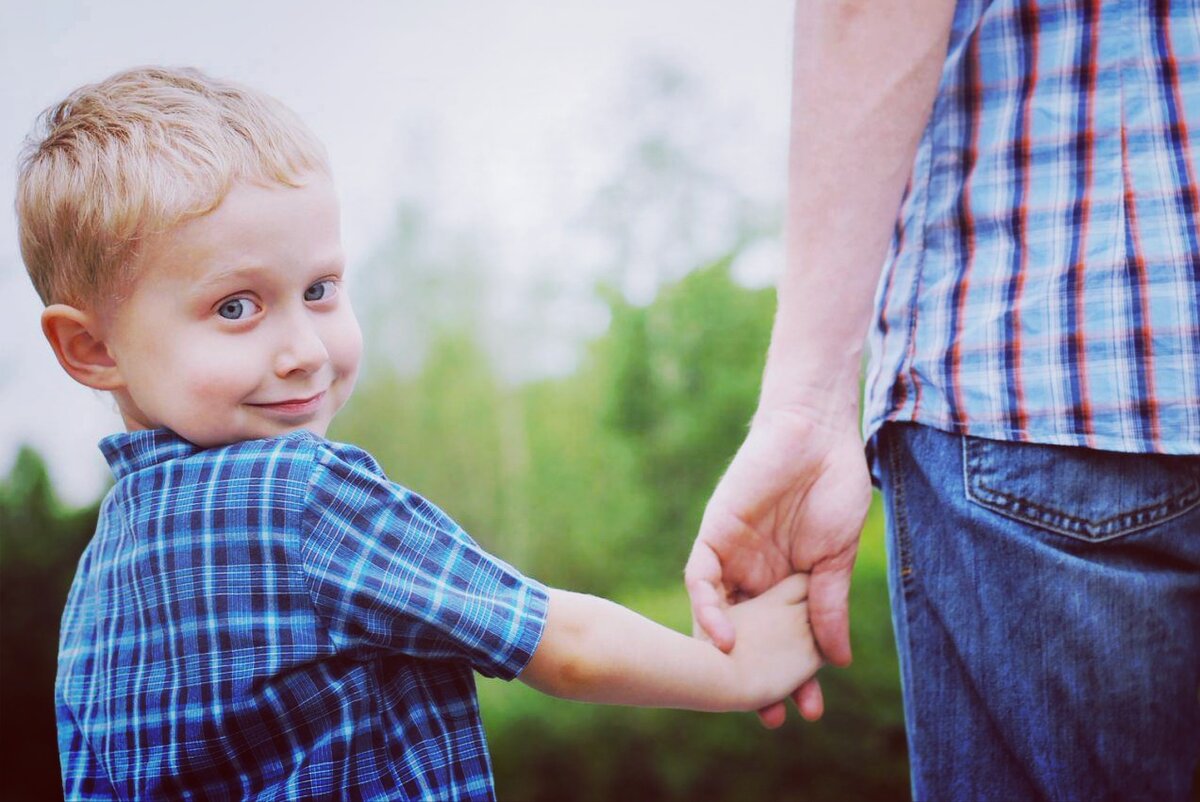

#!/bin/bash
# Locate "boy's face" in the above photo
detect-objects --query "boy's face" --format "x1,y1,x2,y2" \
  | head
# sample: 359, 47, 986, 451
100, 174, 362, 447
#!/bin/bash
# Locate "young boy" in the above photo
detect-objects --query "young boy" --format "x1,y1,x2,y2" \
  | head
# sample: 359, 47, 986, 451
19, 67, 820, 801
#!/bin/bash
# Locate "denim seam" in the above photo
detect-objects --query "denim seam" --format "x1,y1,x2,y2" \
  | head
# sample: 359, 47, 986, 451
886, 426, 915, 581
961, 438, 1200, 542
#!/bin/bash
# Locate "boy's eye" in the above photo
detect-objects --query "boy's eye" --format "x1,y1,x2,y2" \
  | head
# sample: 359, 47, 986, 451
304, 280, 335, 302
217, 298, 259, 320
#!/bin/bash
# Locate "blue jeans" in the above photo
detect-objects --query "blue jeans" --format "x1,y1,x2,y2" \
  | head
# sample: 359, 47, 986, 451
875, 423, 1200, 802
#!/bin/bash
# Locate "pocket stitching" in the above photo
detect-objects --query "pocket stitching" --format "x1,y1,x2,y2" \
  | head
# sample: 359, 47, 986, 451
962, 438, 1200, 542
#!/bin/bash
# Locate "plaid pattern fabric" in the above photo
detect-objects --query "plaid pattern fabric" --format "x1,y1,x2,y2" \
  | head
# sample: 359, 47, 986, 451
56, 429, 548, 801
865, 0, 1200, 454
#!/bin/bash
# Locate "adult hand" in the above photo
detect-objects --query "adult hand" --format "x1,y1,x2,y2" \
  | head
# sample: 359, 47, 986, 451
685, 404, 872, 726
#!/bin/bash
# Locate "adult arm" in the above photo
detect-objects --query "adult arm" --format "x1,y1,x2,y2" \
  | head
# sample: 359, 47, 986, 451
521, 577, 819, 712
685, 0, 956, 725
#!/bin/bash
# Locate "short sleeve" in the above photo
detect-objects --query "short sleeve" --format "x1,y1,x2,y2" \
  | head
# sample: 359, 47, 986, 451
58, 701, 118, 800
300, 443, 548, 680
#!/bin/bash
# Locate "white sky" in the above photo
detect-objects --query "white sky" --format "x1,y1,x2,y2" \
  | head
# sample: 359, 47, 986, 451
0, 0, 793, 504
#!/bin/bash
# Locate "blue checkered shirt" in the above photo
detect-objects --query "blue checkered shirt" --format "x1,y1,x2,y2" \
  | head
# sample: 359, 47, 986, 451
56, 429, 548, 801
865, 0, 1200, 455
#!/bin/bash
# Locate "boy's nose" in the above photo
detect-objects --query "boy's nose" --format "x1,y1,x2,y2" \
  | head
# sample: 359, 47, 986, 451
274, 319, 329, 378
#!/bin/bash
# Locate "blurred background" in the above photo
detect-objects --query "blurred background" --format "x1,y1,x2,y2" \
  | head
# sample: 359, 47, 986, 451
0, 1, 909, 799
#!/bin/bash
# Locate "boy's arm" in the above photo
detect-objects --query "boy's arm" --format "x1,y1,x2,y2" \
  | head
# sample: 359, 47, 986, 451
520, 575, 817, 713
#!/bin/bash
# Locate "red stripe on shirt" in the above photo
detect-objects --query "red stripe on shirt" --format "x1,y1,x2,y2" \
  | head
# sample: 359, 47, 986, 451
947, 34, 984, 433
1008, 1, 1041, 436
1122, 125, 1162, 449
1071, 0, 1101, 446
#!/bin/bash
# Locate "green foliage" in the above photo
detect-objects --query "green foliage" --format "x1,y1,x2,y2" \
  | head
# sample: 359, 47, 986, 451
0, 448, 100, 802
597, 256, 776, 587
338, 256, 779, 594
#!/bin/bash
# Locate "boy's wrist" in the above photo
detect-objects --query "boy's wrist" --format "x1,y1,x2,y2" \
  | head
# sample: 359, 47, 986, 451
716, 644, 787, 714
649, 637, 757, 714
713, 649, 754, 713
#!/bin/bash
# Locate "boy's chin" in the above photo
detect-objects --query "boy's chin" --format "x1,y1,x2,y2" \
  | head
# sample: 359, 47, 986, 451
169, 421, 331, 448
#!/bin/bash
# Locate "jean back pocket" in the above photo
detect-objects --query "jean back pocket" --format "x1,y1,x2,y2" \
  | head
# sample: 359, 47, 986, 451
962, 436, 1200, 542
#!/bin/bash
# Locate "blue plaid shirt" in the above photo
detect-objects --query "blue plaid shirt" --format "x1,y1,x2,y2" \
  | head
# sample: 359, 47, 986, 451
56, 429, 548, 801
865, 0, 1200, 455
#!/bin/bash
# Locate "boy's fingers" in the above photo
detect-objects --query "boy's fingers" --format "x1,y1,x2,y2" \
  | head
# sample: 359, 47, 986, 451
763, 572, 809, 604
750, 572, 809, 605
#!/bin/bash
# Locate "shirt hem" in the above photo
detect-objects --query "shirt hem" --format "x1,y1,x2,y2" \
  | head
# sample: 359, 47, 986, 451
864, 408, 1200, 457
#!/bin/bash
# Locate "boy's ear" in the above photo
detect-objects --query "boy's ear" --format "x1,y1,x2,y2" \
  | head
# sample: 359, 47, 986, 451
41, 304, 124, 392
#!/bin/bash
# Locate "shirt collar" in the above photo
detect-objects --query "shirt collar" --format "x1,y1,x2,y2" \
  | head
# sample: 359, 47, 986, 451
99, 429, 203, 480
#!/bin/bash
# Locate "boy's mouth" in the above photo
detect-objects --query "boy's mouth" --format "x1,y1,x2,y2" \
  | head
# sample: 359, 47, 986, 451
248, 391, 326, 417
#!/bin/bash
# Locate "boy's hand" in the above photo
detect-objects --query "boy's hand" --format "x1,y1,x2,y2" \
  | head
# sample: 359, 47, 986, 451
724, 573, 822, 713
687, 407, 869, 724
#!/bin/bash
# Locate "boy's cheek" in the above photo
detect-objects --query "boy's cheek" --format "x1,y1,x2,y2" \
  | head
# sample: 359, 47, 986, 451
331, 313, 364, 379
167, 347, 262, 408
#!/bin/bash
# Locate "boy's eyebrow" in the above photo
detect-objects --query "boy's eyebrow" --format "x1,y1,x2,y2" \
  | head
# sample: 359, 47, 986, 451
194, 264, 270, 288
194, 258, 345, 289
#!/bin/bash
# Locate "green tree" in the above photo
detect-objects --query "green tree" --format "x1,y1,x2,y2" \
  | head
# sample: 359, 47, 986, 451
0, 448, 99, 802
595, 256, 776, 587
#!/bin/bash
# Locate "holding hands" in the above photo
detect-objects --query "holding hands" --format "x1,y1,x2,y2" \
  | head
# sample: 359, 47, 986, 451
522, 567, 823, 715
720, 572, 822, 711
686, 406, 873, 725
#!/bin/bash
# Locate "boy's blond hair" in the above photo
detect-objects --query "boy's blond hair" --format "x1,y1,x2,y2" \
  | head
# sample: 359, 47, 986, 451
17, 66, 330, 307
